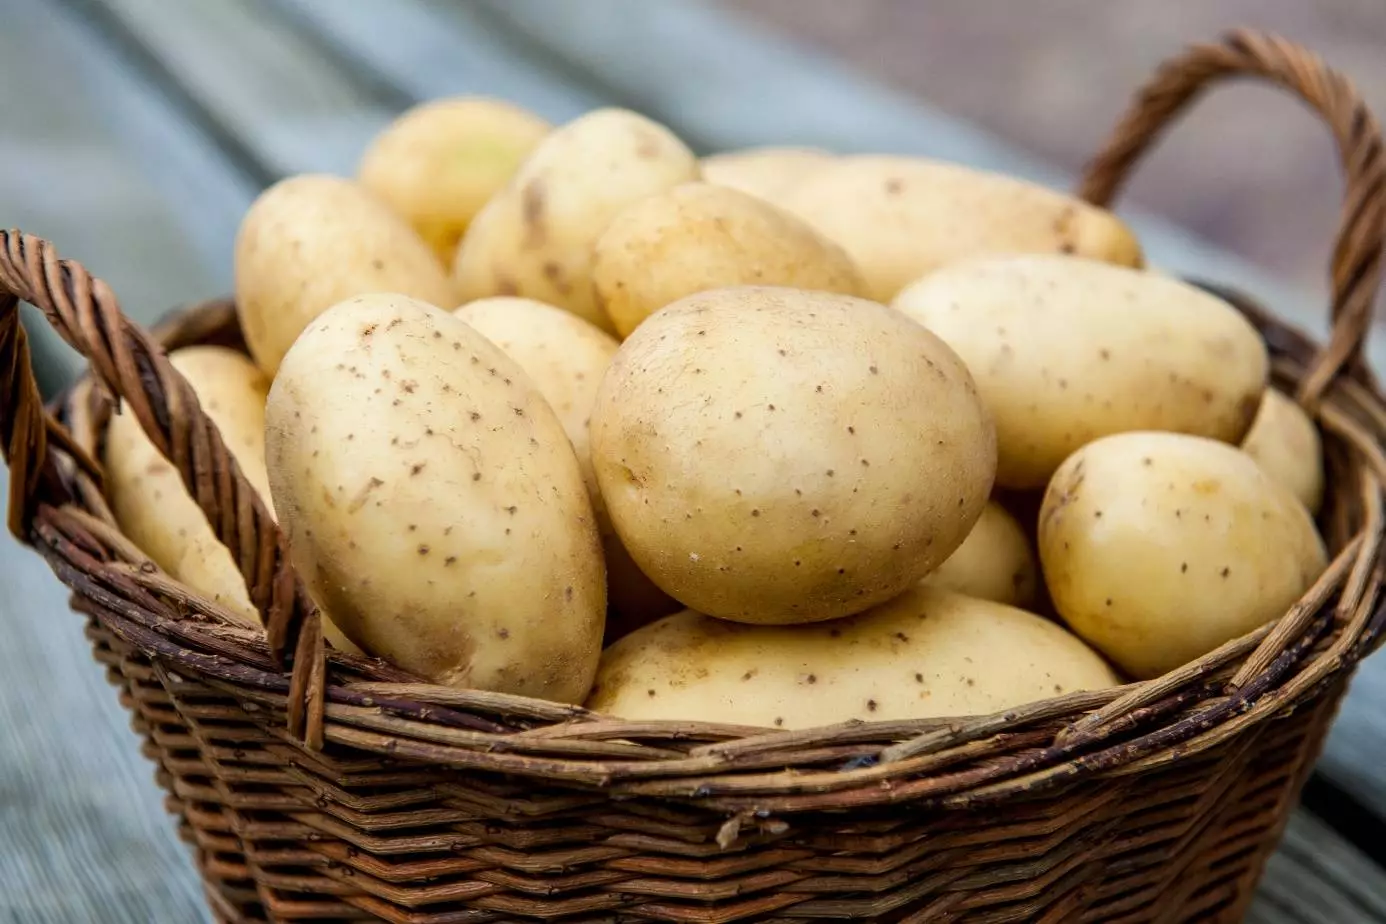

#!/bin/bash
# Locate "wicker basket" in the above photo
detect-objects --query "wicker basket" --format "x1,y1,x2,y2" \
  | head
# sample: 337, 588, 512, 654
3, 30, 1386, 923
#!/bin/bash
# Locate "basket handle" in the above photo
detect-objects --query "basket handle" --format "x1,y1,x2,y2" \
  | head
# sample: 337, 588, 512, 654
1077, 28, 1386, 404
0, 232, 311, 665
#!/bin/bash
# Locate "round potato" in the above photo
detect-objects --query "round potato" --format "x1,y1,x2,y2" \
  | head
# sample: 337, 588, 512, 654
453, 108, 699, 334
1241, 388, 1325, 514
592, 182, 865, 338
358, 97, 551, 264
777, 155, 1143, 302
234, 174, 455, 376
590, 286, 997, 625
699, 146, 834, 205
894, 254, 1269, 489
265, 294, 605, 702
586, 587, 1120, 728
1040, 431, 1328, 680
923, 501, 1038, 607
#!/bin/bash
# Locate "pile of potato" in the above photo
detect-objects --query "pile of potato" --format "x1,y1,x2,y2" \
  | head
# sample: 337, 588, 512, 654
104, 97, 1329, 731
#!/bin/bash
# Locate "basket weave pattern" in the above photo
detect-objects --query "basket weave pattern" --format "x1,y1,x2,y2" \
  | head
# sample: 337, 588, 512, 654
2, 30, 1386, 923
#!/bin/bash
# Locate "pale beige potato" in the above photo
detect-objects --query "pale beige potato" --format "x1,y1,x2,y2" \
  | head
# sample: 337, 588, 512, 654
923, 501, 1038, 607
592, 182, 865, 338
590, 286, 997, 625
358, 97, 551, 264
1241, 388, 1325, 514
777, 155, 1143, 302
1040, 432, 1327, 680
586, 587, 1120, 728
699, 146, 834, 205
894, 254, 1269, 489
453, 108, 699, 334
265, 293, 605, 702
234, 174, 455, 376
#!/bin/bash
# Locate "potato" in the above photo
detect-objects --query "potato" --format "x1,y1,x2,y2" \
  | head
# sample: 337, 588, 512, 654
265, 294, 605, 702
234, 174, 455, 376
1040, 431, 1327, 680
1241, 388, 1325, 514
586, 587, 1120, 728
453, 108, 699, 334
894, 254, 1269, 489
923, 501, 1038, 607
699, 146, 834, 205
777, 155, 1143, 302
358, 97, 551, 264
590, 286, 996, 625
453, 296, 679, 633
592, 182, 865, 338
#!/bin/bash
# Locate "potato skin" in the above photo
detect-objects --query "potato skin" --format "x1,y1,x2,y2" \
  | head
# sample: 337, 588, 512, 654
590, 286, 997, 625
894, 254, 1269, 489
1039, 432, 1327, 680
453, 108, 699, 334
592, 182, 864, 338
265, 294, 605, 702
586, 587, 1120, 728
358, 97, 551, 264
234, 174, 455, 376
1241, 388, 1325, 514
778, 155, 1143, 302
923, 501, 1038, 608
699, 146, 834, 205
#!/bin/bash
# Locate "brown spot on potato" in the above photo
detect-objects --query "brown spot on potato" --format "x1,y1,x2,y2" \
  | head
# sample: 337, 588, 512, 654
521, 179, 547, 248
866, 699, 878, 712
411, 463, 426, 476
884, 177, 904, 195
418, 545, 430, 556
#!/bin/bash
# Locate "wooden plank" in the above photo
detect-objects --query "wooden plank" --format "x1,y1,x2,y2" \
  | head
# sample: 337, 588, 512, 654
1247, 810, 1386, 923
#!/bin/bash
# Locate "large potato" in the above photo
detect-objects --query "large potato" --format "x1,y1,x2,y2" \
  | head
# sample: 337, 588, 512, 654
1241, 388, 1325, 514
234, 174, 455, 376
777, 155, 1143, 302
590, 286, 997, 625
266, 294, 605, 702
586, 587, 1120, 728
1040, 431, 1327, 680
894, 254, 1269, 489
923, 501, 1038, 607
699, 146, 834, 205
358, 97, 551, 264
453, 108, 699, 334
592, 182, 865, 338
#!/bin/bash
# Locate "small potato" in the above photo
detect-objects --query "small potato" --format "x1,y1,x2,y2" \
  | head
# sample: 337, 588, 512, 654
590, 286, 997, 625
453, 108, 699, 334
234, 174, 455, 376
894, 254, 1269, 489
1040, 432, 1327, 680
699, 146, 834, 205
1241, 388, 1325, 514
923, 501, 1038, 607
358, 97, 551, 264
266, 294, 605, 703
586, 587, 1121, 728
592, 182, 865, 338
778, 155, 1143, 302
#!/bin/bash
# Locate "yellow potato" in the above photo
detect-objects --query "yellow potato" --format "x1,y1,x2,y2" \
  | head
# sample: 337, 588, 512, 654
699, 146, 834, 205
592, 182, 865, 338
923, 501, 1038, 607
1241, 388, 1325, 514
234, 174, 455, 376
586, 587, 1120, 728
894, 254, 1269, 489
777, 155, 1143, 302
265, 294, 605, 702
590, 286, 997, 625
358, 97, 551, 264
453, 108, 699, 334
1040, 432, 1327, 680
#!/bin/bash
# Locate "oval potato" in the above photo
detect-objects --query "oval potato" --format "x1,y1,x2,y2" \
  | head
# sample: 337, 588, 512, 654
894, 254, 1269, 489
592, 182, 865, 337
234, 174, 455, 376
923, 501, 1038, 607
1241, 388, 1325, 514
1040, 431, 1327, 680
590, 286, 997, 625
266, 294, 606, 702
778, 155, 1143, 302
586, 587, 1120, 728
699, 146, 834, 205
453, 108, 699, 334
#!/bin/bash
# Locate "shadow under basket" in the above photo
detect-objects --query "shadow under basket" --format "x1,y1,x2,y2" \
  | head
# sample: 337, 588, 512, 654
3, 29, 1386, 924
